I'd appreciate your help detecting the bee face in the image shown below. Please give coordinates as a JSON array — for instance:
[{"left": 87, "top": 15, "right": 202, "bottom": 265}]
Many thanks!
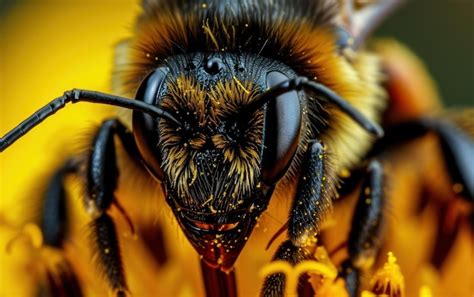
[{"left": 133, "top": 52, "right": 304, "bottom": 266}]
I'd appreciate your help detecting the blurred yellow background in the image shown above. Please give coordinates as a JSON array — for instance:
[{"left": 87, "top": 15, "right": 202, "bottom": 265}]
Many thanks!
[
  {"left": 0, "top": 1, "right": 141, "bottom": 295},
  {"left": 0, "top": 0, "right": 139, "bottom": 223}
]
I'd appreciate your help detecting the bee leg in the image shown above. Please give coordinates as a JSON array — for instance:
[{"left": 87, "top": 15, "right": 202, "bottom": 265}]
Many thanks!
[
  {"left": 372, "top": 118, "right": 473, "bottom": 201},
  {"left": 287, "top": 141, "right": 330, "bottom": 248},
  {"left": 339, "top": 160, "right": 385, "bottom": 297},
  {"left": 39, "top": 158, "right": 84, "bottom": 297},
  {"left": 41, "top": 158, "right": 80, "bottom": 248},
  {"left": 262, "top": 141, "right": 331, "bottom": 296},
  {"left": 90, "top": 214, "right": 127, "bottom": 297},
  {"left": 420, "top": 119, "right": 473, "bottom": 201},
  {"left": 85, "top": 118, "right": 140, "bottom": 297},
  {"left": 371, "top": 116, "right": 473, "bottom": 271}
]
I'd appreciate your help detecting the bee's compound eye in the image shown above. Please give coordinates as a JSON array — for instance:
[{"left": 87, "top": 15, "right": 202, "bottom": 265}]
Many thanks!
[
  {"left": 261, "top": 71, "right": 302, "bottom": 184},
  {"left": 135, "top": 68, "right": 168, "bottom": 104},
  {"left": 133, "top": 67, "right": 169, "bottom": 180},
  {"left": 205, "top": 57, "right": 224, "bottom": 75}
]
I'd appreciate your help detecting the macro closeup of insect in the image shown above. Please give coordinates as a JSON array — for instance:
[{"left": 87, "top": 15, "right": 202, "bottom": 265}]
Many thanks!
[{"left": 1, "top": 0, "right": 473, "bottom": 296}]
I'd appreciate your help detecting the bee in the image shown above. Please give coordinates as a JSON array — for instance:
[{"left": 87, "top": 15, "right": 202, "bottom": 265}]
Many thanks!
[{"left": 1, "top": 0, "right": 473, "bottom": 297}]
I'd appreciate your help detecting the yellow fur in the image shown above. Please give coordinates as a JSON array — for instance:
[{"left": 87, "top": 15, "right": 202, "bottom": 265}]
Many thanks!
[{"left": 159, "top": 77, "right": 264, "bottom": 204}]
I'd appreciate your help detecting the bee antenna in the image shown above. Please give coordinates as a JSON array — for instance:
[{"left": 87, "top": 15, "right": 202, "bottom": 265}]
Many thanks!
[
  {"left": 0, "top": 89, "right": 180, "bottom": 152},
  {"left": 246, "top": 77, "right": 384, "bottom": 138}
]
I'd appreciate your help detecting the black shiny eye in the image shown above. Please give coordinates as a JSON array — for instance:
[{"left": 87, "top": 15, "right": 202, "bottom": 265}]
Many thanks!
[
  {"left": 132, "top": 67, "right": 169, "bottom": 180},
  {"left": 261, "top": 71, "right": 301, "bottom": 184},
  {"left": 205, "top": 57, "right": 224, "bottom": 75}
]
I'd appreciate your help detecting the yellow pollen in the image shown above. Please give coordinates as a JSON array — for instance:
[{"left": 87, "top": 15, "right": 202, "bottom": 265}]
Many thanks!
[
  {"left": 209, "top": 205, "right": 218, "bottom": 214},
  {"left": 232, "top": 76, "right": 251, "bottom": 94},
  {"left": 452, "top": 183, "right": 464, "bottom": 194},
  {"left": 365, "top": 187, "right": 371, "bottom": 195},
  {"left": 340, "top": 168, "right": 351, "bottom": 178}
]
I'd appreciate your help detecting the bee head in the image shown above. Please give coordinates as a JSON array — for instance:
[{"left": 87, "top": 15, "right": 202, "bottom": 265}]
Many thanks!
[{"left": 132, "top": 52, "right": 303, "bottom": 267}]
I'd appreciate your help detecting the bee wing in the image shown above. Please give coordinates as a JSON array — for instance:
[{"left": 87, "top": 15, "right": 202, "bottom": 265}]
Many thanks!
[
  {"left": 339, "top": 0, "right": 406, "bottom": 48},
  {"left": 441, "top": 109, "right": 474, "bottom": 138},
  {"left": 431, "top": 110, "right": 474, "bottom": 201},
  {"left": 112, "top": 38, "right": 133, "bottom": 95}
]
